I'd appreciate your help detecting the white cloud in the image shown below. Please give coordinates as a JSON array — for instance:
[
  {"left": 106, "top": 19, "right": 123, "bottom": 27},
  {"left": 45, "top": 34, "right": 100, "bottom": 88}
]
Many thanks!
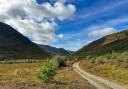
[
  {"left": 88, "top": 27, "right": 117, "bottom": 37},
  {"left": 42, "top": 2, "right": 76, "bottom": 20},
  {"left": 6, "top": 19, "right": 56, "bottom": 44},
  {"left": 58, "top": 34, "right": 64, "bottom": 39},
  {"left": 0, "top": 0, "right": 76, "bottom": 44},
  {"left": 0, "top": 0, "right": 76, "bottom": 20}
]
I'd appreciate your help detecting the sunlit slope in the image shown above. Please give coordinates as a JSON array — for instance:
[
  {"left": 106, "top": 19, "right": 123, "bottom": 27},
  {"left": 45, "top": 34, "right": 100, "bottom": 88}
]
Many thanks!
[{"left": 75, "top": 30, "right": 128, "bottom": 56}]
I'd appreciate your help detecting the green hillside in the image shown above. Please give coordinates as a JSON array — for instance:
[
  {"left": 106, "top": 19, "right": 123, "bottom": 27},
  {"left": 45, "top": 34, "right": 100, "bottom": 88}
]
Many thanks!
[{"left": 75, "top": 30, "right": 128, "bottom": 56}]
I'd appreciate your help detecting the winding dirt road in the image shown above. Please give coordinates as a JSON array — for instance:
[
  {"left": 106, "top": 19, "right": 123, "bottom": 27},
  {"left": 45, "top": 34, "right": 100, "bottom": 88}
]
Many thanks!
[{"left": 73, "top": 62, "right": 126, "bottom": 89}]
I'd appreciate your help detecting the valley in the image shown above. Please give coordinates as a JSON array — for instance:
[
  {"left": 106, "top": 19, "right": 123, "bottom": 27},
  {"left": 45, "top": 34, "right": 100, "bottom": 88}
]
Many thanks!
[
  {"left": 0, "top": 1, "right": 128, "bottom": 88},
  {"left": 0, "top": 23, "right": 128, "bottom": 89}
]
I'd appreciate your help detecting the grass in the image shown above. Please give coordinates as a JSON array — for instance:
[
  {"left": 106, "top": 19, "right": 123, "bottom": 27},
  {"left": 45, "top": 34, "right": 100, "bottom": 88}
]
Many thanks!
[
  {"left": 0, "top": 62, "right": 44, "bottom": 83},
  {"left": 79, "top": 60, "right": 128, "bottom": 89},
  {"left": 0, "top": 60, "right": 96, "bottom": 89},
  {"left": 50, "top": 66, "right": 96, "bottom": 89}
]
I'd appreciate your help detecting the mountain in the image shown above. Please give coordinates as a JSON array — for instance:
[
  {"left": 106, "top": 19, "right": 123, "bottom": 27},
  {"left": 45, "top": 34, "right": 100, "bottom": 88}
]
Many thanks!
[
  {"left": 38, "top": 45, "right": 73, "bottom": 56},
  {"left": 0, "top": 22, "right": 50, "bottom": 59},
  {"left": 75, "top": 30, "right": 128, "bottom": 56},
  {"left": 67, "top": 50, "right": 74, "bottom": 54}
]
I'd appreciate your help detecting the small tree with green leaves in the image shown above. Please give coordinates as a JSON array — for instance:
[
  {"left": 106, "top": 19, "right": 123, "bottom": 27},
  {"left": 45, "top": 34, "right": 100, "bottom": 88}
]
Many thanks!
[
  {"left": 38, "top": 56, "right": 65, "bottom": 83},
  {"left": 38, "top": 61, "right": 56, "bottom": 83}
]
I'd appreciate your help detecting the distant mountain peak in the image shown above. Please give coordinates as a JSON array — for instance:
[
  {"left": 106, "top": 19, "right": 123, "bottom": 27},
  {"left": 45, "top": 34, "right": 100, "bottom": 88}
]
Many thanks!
[{"left": 38, "top": 44, "right": 73, "bottom": 56}]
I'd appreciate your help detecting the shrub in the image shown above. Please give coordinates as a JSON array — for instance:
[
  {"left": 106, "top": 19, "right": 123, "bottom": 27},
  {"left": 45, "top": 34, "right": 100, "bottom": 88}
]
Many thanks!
[
  {"left": 14, "top": 69, "right": 21, "bottom": 76},
  {"left": 38, "top": 61, "right": 56, "bottom": 83},
  {"left": 105, "top": 53, "right": 111, "bottom": 59},
  {"left": 111, "top": 51, "right": 118, "bottom": 59},
  {"left": 95, "top": 59, "right": 104, "bottom": 64},
  {"left": 38, "top": 56, "right": 65, "bottom": 83},
  {"left": 50, "top": 56, "right": 65, "bottom": 67}
]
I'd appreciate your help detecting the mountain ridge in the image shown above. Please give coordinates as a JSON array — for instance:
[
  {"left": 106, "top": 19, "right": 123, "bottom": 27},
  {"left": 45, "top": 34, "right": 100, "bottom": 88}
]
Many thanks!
[
  {"left": 38, "top": 44, "right": 73, "bottom": 56},
  {"left": 75, "top": 30, "right": 128, "bottom": 56},
  {"left": 0, "top": 22, "right": 50, "bottom": 59}
]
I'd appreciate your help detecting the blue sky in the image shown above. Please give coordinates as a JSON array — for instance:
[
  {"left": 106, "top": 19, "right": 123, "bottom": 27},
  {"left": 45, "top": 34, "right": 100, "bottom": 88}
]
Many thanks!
[
  {"left": 0, "top": 0, "right": 128, "bottom": 51},
  {"left": 48, "top": 0, "right": 128, "bottom": 51}
]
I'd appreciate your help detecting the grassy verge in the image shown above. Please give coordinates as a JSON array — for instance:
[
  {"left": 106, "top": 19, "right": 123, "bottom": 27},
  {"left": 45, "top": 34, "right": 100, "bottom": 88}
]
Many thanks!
[{"left": 79, "top": 60, "right": 128, "bottom": 88}]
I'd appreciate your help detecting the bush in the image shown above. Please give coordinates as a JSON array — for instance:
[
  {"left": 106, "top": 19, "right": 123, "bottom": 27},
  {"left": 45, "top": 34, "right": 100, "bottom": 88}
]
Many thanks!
[
  {"left": 95, "top": 59, "right": 104, "bottom": 64},
  {"left": 51, "top": 56, "right": 65, "bottom": 68},
  {"left": 38, "top": 61, "right": 56, "bottom": 83},
  {"left": 14, "top": 69, "right": 21, "bottom": 76},
  {"left": 38, "top": 56, "right": 65, "bottom": 83}
]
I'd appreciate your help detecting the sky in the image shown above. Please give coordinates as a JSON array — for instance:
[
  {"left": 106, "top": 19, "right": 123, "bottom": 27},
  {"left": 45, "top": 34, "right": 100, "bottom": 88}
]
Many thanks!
[{"left": 0, "top": 0, "right": 128, "bottom": 51}]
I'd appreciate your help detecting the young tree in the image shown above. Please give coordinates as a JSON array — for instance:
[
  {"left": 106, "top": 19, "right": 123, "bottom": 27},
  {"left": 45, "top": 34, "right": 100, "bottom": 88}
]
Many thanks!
[
  {"left": 38, "top": 56, "right": 65, "bottom": 83},
  {"left": 38, "top": 62, "right": 56, "bottom": 83}
]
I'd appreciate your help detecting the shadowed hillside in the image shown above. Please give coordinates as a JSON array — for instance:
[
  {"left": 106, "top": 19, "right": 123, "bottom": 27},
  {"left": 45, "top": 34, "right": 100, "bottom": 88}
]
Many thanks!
[
  {"left": 0, "top": 22, "right": 50, "bottom": 59},
  {"left": 38, "top": 45, "right": 73, "bottom": 56}
]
